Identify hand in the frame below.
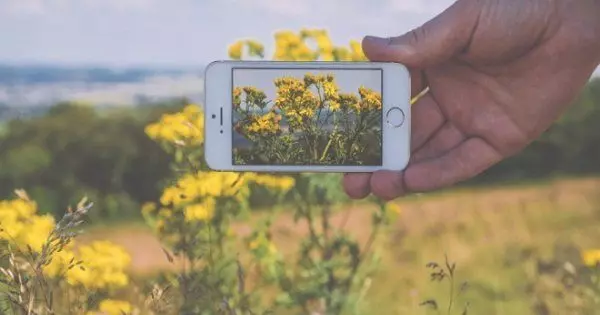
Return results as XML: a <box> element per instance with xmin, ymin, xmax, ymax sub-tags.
<box><xmin>344</xmin><ymin>0</ymin><xmax>600</xmax><ymax>200</ymax></box>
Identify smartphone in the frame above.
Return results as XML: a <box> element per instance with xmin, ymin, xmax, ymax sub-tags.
<box><xmin>204</xmin><ymin>60</ymin><xmax>411</xmax><ymax>173</ymax></box>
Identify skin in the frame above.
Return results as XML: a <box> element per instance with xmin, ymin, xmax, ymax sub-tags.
<box><xmin>343</xmin><ymin>0</ymin><xmax>600</xmax><ymax>201</ymax></box>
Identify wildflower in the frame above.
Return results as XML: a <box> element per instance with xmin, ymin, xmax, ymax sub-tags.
<box><xmin>89</xmin><ymin>299</ymin><xmax>133</xmax><ymax>315</ymax></box>
<box><xmin>228</xmin><ymin>41</ymin><xmax>243</xmax><ymax>60</ymax></box>
<box><xmin>385</xmin><ymin>203</ymin><xmax>402</xmax><ymax>216</ymax></box>
<box><xmin>246</xmin><ymin>40</ymin><xmax>264</xmax><ymax>58</ymax></box>
<box><xmin>66</xmin><ymin>241</ymin><xmax>131</xmax><ymax>290</ymax></box>
<box><xmin>582</xmin><ymin>249</ymin><xmax>600</xmax><ymax>267</ymax></box>
<box><xmin>19</xmin><ymin>215</ymin><xmax>55</xmax><ymax>252</ymax></box>
<box><xmin>247</xmin><ymin>111</ymin><xmax>281</xmax><ymax>135</ymax></box>
<box><xmin>349</xmin><ymin>40</ymin><xmax>367</xmax><ymax>61</ymax></box>
<box><xmin>144</xmin><ymin>105</ymin><xmax>204</xmax><ymax>145</ymax></box>
<box><xmin>184</xmin><ymin>197</ymin><xmax>216</xmax><ymax>222</ymax></box>
<box><xmin>233</xmin><ymin>87</ymin><xmax>242</xmax><ymax>108</ymax></box>
<box><xmin>141</xmin><ymin>202</ymin><xmax>156</xmax><ymax>218</ymax></box>
<box><xmin>333</xmin><ymin>47</ymin><xmax>351</xmax><ymax>61</ymax></box>
<box><xmin>43</xmin><ymin>247</ymin><xmax>77</xmax><ymax>278</ymax></box>
<box><xmin>0</xmin><ymin>196</ymin><xmax>55</xmax><ymax>252</ymax></box>
<box><xmin>358</xmin><ymin>86</ymin><xmax>382</xmax><ymax>111</ymax></box>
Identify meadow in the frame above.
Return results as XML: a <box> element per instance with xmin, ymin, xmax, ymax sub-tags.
<box><xmin>78</xmin><ymin>175</ymin><xmax>600</xmax><ymax>314</ymax></box>
<box><xmin>1</xmin><ymin>28</ymin><xmax>600</xmax><ymax>315</ymax></box>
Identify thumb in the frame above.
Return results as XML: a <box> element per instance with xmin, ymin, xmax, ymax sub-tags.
<box><xmin>362</xmin><ymin>1</ymin><xmax>479</xmax><ymax>68</ymax></box>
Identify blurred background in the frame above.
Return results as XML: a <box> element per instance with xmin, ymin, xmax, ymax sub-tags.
<box><xmin>1</xmin><ymin>1</ymin><xmax>600</xmax><ymax>314</ymax></box>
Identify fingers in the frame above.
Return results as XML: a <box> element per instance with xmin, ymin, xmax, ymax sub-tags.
<box><xmin>409</xmin><ymin>94</ymin><xmax>446</xmax><ymax>153</ymax></box>
<box><xmin>362</xmin><ymin>0</ymin><xmax>479</xmax><ymax>69</ymax></box>
<box><xmin>342</xmin><ymin>94</ymin><xmax>446</xmax><ymax>200</ymax></box>
<box><xmin>343</xmin><ymin>173</ymin><xmax>371</xmax><ymax>199</ymax></box>
<box><xmin>410</xmin><ymin>69</ymin><xmax>428</xmax><ymax>99</ymax></box>
<box><xmin>370</xmin><ymin>137</ymin><xmax>503</xmax><ymax>200</ymax></box>
<box><xmin>411</xmin><ymin>122</ymin><xmax>465</xmax><ymax>162</ymax></box>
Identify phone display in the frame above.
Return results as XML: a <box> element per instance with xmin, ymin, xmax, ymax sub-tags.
<box><xmin>232</xmin><ymin>68</ymin><xmax>383</xmax><ymax>166</ymax></box>
<box><xmin>204</xmin><ymin>61</ymin><xmax>410</xmax><ymax>173</ymax></box>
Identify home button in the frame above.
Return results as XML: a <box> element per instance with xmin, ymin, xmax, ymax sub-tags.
<box><xmin>386</xmin><ymin>107</ymin><xmax>405</xmax><ymax>128</ymax></box>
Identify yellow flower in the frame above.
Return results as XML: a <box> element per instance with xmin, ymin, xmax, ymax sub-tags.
<box><xmin>0</xmin><ymin>196</ymin><xmax>57</xmax><ymax>253</ymax></box>
<box><xmin>158</xmin><ymin>208</ymin><xmax>172</xmax><ymax>218</ymax></box>
<box><xmin>18</xmin><ymin>214</ymin><xmax>55</xmax><ymax>252</ymax></box>
<box><xmin>184</xmin><ymin>197</ymin><xmax>216</xmax><ymax>222</ymax></box>
<box><xmin>66</xmin><ymin>241</ymin><xmax>131</xmax><ymax>290</ymax></box>
<box><xmin>273</xmin><ymin>30</ymin><xmax>317</xmax><ymax>61</ymax></box>
<box><xmin>228</xmin><ymin>41</ymin><xmax>243</xmax><ymax>60</ymax></box>
<box><xmin>247</xmin><ymin>111</ymin><xmax>281</xmax><ymax>135</ymax></box>
<box><xmin>90</xmin><ymin>299</ymin><xmax>133</xmax><ymax>315</ymax></box>
<box><xmin>141</xmin><ymin>202</ymin><xmax>156</xmax><ymax>217</ymax></box>
<box><xmin>249</xmin><ymin>239</ymin><xmax>260</xmax><ymax>250</ymax></box>
<box><xmin>233</xmin><ymin>87</ymin><xmax>242</xmax><ymax>108</ymax></box>
<box><xmin>358</xmin><ymin>86</ymin><xmax>382</xmax><ymax>111</ymax></box>
<box><xmin>384</xmin><ymin>203</ymin><xmax>402</xmax><ymax>215</ymax></box>
<box><xmin>43</xmin><ymin>248</ymin><xmax>77</xmax><ymax>278</ymax></box>
<box><xmin>145</xmin><ymin>105</ymin><xmax>204</xmax><ymax>145</ymax></box>
<box><xmin>246</xmin><ymin>40</ymin><xmax>264</xmax><ymax>57</ymax></box>
<box><xmin>268</xmin><ymin>242</ymin><xmax>278</xmax><ymax>254</ymax></box>
<box><xmin>582</xmin><ymin>249</ymin><xmax>600</xmax><ymax>267</ymax></box>
<box><xmin>349</xmin><ymin>40</ymin><xmax>367</xmax><ymax>61</ymax></box>
<box><xmin>333</xmin><ymin>47</ymin><xmax>351</xmax><ymax>61</ymax></box>
<box><xmin>160</xmin><ymin>186</ymin><xmax>182</xmax><ymax>206</ymax></box>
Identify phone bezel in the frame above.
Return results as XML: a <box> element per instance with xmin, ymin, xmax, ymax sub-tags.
<box><xmin>204</xmin><ymin>60</ymin><xmax>411</xmax><ymax>172</ymax></box>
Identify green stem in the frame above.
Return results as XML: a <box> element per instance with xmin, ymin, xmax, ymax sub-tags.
<box><xmin>448</xmin><ymin>274</ymin><xmax>455</xmax><ymax>315</ymax></box>
<box><xmin>319</xmin><ymin>124</ymin><xmax>337</xmax><ymax>163</ymax></box>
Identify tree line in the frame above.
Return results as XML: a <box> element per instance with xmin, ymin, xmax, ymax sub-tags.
<box><xmin>0</xmin><ymin>78</ymin><xmax>599</xmax><ymax>221</ymax></box>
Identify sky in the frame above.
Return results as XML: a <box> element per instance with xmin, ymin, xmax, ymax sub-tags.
<box><xmin>0</xmin><ymin>0</ymin><xmax>454</xmax><ymax>67</ymax></box>
<box><xmin>233</xmin><ymin>68</ymin><xmax>382</xmax><ymax>107</ymax></box>
<box><xmin>0</xmin><ymin>0</ymin><xmax>597</xmax><ymax>76</ymax></box>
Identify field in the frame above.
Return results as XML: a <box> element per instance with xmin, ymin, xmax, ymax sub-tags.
<box><xmin>76</xmin><ymin>176</ymin><xmax>600</xmax><ymax>314</ymax></box>
<box><xmin>2</xmin><ymin>29</ymin><xmax>600</xmax><ymax>315</ymax></box>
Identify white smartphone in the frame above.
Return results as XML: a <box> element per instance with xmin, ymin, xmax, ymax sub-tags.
<box><xmin>204</xmin><ymin>60</ymin><xmax>411</xmax><ymax>173</ymax></box>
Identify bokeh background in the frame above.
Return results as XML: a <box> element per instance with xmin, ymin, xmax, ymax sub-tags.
<box><xmin>1</xmin><ymin>1</ymin><xmax>600</xmax><ymax>314</ymax></box>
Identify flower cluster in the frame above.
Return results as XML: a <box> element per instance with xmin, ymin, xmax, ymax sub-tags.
<box><xmin>228</xmin><ymin>28</ymin><xmax>366</xmax><ymax>62</ymax></box>
<box><xmin>0</xmin><ymin>197</ymin><xmax>54</xmax><ymax>252</ymax></box>
<box><xmin>145</xmin><ymin>104</ymin><xmax>204</xmax><ymax>145</ymax></box>
<box><xmin>87</xmin><ymin>299</ymin><xmax>133</xmax><ymax>315</ymax></box>
<box><xmin>160</xmin><ymin>172</ymin><xmax>294</xmax><ymax>212</ymax></box>
<box><xmin>246</xmin><ymin>111</ymin><xmax>282</xmax><ymax>135</ymax></box>
<box><xmin>358</xmin><ymin>86</ymin><xmax>383</xmax><ymax>112</ymax></box>
<box><xmin>274</xmin><ymin>30</ymin><xmax>317</xmax><ymax>61</ymax></box>
<box><xmin>228</xmin><ymin>39</ymin><xmax>265</xmax><ymax>60</ymax></box>
<box><xmin>273</xmin><ymin>76</ymin><xmax>319</xmax><ymax>128</ymax></box>
<box><xmin>582</xmin><ymin>249</ymin><xmax>600</xmax><ymax>267</ymax></box>
<box><xmin>65</xmin><ymin>241</ymin><xmax>131</xmax><ymax>290</ymax></box>
<box><xmin>0</xmin><ymin>194</ymin><xmax>131</xmax><ymax>292</ymax></box>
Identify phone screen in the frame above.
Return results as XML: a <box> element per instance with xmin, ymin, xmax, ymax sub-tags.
<box><xmin>232</xmin><ymin>67</ymin><xmax>383</xmax><ymax>166</ymax></box>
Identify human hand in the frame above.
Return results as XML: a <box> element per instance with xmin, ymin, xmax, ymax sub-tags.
<box><xmin>344</xmin><ymin>0</ymin><xmax>600</xmax><ymax>200</ymax></box>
